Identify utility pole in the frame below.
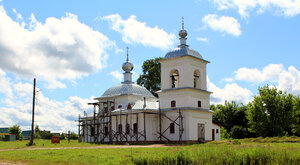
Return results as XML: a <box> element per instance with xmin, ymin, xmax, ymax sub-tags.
<box><xmin>29</xmin><ymin>78</ymin><xmax>36</xmax><ymax>146</ymax></box>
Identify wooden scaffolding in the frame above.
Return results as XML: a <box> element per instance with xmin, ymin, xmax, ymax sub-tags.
<box><xmin>78</xmin><ymin>100</ymin><xmax>157</xmax><ymax>144</ymax></box>
<box><xmin>158</xmin><ymin>108</ymin><xmax>184</xmax><ymax>143</ymax></box>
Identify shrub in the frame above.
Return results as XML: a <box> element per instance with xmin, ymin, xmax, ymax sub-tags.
<box><xmin>220</xmin><ymin>127</ymin><xmax>230</xmax><ymax>140</ymax></box>
<box><xmin>70</xmin><ymin>132</ymin><xmax>78</xmax><ymax>140</ymax></box>
<box><xmin>8</xmin><ymin>125</ymin><xmax>22</xmax><ymax>140</ymax></box>
<box><xmin>233</xmin><ymin>139</ymin><xmax>241</xmax><ymax>145</ymax></box>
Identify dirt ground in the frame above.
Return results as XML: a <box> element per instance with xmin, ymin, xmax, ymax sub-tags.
<box><xmin>0</xmin><ymin>144</ymin><xmax>169</xmax><ymax>152</ymax></box>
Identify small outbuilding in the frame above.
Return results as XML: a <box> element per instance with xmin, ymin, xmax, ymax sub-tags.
<box><xmin>0</xmin><ymin>133</ymin><xmax>16</xmax><ymax>141</ymax></box>
<box><xmin>22</xmin><ymin>130</ymin><xmax>32</xmax><ymax>140</ymax></box>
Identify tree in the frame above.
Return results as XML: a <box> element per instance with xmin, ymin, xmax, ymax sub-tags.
<box><xmin>292</xmin><ymin>96</ymin><xmax>300</xmax><ymax>136</ymax></box>
<box><xmin>70</xmin><ymin>132</ymin><xmax>78</xmax><ymax>139</ymax></box>
<box><xmin>8</xmin><ymin>125</ymin><xmax>22</xmax><ymax>140</ymax></box>
<box><xmin>137</xmin><ymin>57</ymin><xmax>162</xmax><ymax>97</ymax></box>
<box><xmin>40</xmin><ymin>131</ymin><xmax>52</xmax><ymax>139</ymax></box>
<box><xmin>212</xmin><ymin>101</ymin><xmax>248</xmax><ymax>132</ymax></box>
<box><xmin>212</xmin><ymin>101</ymin><xmax>253</xmax><ymax>139</ymax></box>
<box><xmin>247</xmin><ymin>85</ymin><xmax>294</xmax><ymax>137</ymax></box>
<box><xmin>34</xmin><ymin>125</ymin><xmax>41</xmax><ymax>138</ymax></box>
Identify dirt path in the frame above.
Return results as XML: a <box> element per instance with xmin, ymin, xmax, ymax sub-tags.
<box><xmin>0</xmin><ymin>144</ymin><xmax>169</xmax><ymax>152</ymax></box>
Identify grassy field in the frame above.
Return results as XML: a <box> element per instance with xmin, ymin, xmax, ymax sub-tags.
<box><xmin>0</xmin><ymin>139</ymin><xmax>106</xmax><ymax>150</ymax></box>
<box><xmin>0</xmin><ymin>138</ymin><xmax>299</xmax><ymax>164</ymax></box>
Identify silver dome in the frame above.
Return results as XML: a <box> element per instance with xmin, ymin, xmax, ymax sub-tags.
<box><xmin>179</xmin><ymin>29</ymin><xmax>187</xmax><ymax>38</ymax></box>
<box><xmin>122</xmin><ymin>61</ymin><xmax>134</xmax><ymax>72</ymax></box>
<box><xmin>100</xmin><ymin>83</ymin><xmax>154</xmax><ymax>98</ymax></box>
<box><xmin>164</xmin><ymin>46</ymin><xmax>203</xmax><ymax>60</ymax></box>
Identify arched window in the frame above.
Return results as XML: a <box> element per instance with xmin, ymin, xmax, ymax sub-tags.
<box><xmin>198</xmin><ymin>101</ymin><xmax>202</xmax><ymax>108</ymax></box>
<box><xmin>104</xmin><ymin>126</ymin><xmax>108</xmax><ymax>136</ymax></box>
<box><xmin>170</xmin><ymin>123</ymin><xmax>175</xmax><ymax>134</ymax></box>
<box><xmin>133</xmin><ymin>123</ymin><xmax>137</xmax><ymax>133</ymax></box>
<box><xmin>91</xmin><ymin>127</ymin><xmax>95</xmax><ymax>136</ymax></box>
<box><xmin>126</xmin><ymin>124</ymin><xmax>130</xmax><ymax>134</ymax></box>
<box><xmin>170</xmin><ymin>69</ymin><xmax>179</xmax><ymax>88</ymax></box>
<box><xmin>171</xmin><ymin>100</ymin><xmax>176</xmax><ymax>108</ymax></box>
<box><xmin>194</xmin><ymin>70</ymin><xmax>200</xmax><ymax>88</ymax></box>
<box><xmin>118</xmin><ymin>124</ymin><xmax>122</xmax><ymax>134</ymax></box>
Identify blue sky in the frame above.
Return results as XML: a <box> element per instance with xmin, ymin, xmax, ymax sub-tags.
<box><xmin>0</xmin><ymin>0</ymin><xmax>299</xmax><ymax>132</ymax></box>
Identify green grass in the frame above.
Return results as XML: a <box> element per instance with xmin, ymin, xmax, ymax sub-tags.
<box><xmin>0</xmin><ymin>138</ymin><xmax>300</xmax><ymax>164</ymax></box>
<box><xmin>132</xmin><ymin>143</ymin><xmax>300</xmax><ymax>165</ymax></box>
<box><xmin>0</xmin><ymin>148</ymin><xmax>135</xmax><ymax>165</ymax></box>
<box><xmin>0</xmin><ymin>139</ymin><xmax>106</xmax><ymax>150</ymax></box>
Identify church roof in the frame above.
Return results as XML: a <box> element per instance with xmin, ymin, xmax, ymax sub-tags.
<box><xmin>100</xmin><ymin>83</ymin><xmax>155</xmax><ymax>99</ymax></box>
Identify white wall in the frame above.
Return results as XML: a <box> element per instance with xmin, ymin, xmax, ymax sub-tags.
<box><xmin>186</xmin><ymin>110</ymin><xmax>213</xmax><ymax>141</ymax></box>
<box><xmin>160</xmin><ymin>56</ymin><xmax>208</xmax><ymax>90</ymax></box>
<box><xmin>212</xmin><ymin>124</ymin><xmax>221</xmax><ymax>141</ymax></box>
<box><xmin>158</xmin><ymin>89</ymin><xmax>210</xmax><ymax>109</ymax></box>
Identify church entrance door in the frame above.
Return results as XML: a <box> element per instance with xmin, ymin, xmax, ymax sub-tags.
<box><xmin>197</xmin><ymin>123</ymin><xmax>205</xmax><ymax>141</ymax></box>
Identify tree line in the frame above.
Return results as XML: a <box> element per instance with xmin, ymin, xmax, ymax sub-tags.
<box><xmin>5</xmin><ymin>125</ymin><xmax>78</xmax><ymax>140</ymax></box>
<box><xmin>212</xmin><ymin>85</ymin><xmax>300</xmax><ymax>139</ymax></box>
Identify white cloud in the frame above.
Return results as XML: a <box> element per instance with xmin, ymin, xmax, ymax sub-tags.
<box><xmin>0</xmin><ymin>6</ymin><xmax>118</xmax><ymax>89</ymax></box>
<box><xmin>0</xmin><ymin>72</ymin><xmax>93</xmax><ymax>132</ymax></box>
<box><xmin>110</xmin><ymin>70</ymin><xmax>123</xmax><ymax>81</ymax></box>
<box><xmin>222</xmin><ymin>78</ymin><xmax>234</xmax><ymax>83</ymax></box>
<box><xmin>0</xmin><ymin>69</ymin><xmax>13</xmax><ymax>99</ymax></box>
<box><xmin>234</xmin><ymin>64</ymin><xmax>300</xmax><ymax>96</ymax></box>
<box><xmin>103</xmin><ymin>14</ymin><xmax>176</xmax><ymax>50</ymax></box>
<box><xmin>235</xmin><ymin>64</ymin><xmax>284</xmax><ymax>82</ymax></box>
<box><xmin>208</xmin><ymin>78</ymin><xmax>253</xmax><ymax>104</ymax></box>
<box><xmin>211</xmin><ymin>0</ymin><xmax>300</xmax><ymax>17</ymax></box>
<box><xmin>197</xmin><ymin>37</ymin><xmax>209</xmax><ymax>42</ymax></box>
<box><xmin>278</xmin><ymin>66</ymin><xmax>300</xmax><ymax>96</ymax></box>
<box><xmin>202</xmin><ymin>14</ymin><xmax>241</xmax><ymax>37</ymax></box>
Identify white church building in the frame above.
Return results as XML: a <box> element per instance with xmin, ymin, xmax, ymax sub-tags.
<box><xmin>78</xmin><ymin>23</ymin><xmax>220</xmax><ymax>143</ymax></box>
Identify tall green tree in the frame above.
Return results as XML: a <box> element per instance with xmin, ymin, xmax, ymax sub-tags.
<box><xmin>292</xmin><ymin>96</ymin><xmax>300</xmax><ymax>136</ymax></box>
<box><xmin>212</xmin><ymin>101</ymin><xmax>251</xmax><ymax>139</ymax></box>
<box><xmin>137</xmin><ymin>57</ymin><xmax>162</xmax><ymax>97</ymax></box>
<box><xmin>247</xmin><ymin>85</ymin><xmax>294</xmax><ymax>137</ymax></box>
<box><xmin>8</xmin><ymin>125</ymin><xmax>22</xmax><ymax>140</ymax></box>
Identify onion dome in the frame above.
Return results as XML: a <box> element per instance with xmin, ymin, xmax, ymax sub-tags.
<box><xmin>122</xmin><ymin>47</ymin><xmax>134</xmax><ymax>72</ymax></box>
<box><xmin>164</xmin><ymin>18</ymin><xmax>203</xmax><ymax>60</ymax></box>
<box><xmin>99</xmin><ymin>47</ymin><xmax>154</xmax><ymax>99</ymax></box>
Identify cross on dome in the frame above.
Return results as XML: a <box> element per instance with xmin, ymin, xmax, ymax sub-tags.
<box><xmin>182</xmin><ymin>17</ymin><xmax>184</xmax><ymax>30</ymax></box>
<box><xmin>126</xmin><ymin>46</ymin><xmax>129</xmax><ymax>62</ymax></box>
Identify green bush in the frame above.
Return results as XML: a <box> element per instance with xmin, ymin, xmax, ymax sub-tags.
<box><xmin>70</xmin><ymin>132</ymin><xmax>78</xmax><ymax>140</ymax></box>
<box><xmin>220</xmin><ymin>127</ymin><xmax>230</xmax><ymax>140</ymax></box>
<box><xmin>8</xmin><ymin>125</ymin><xmax>22</xmax><ymax>140</ymax></box>
<box><xmin>232</xmin><ymin>139</ymin><xmax>241</xmax><ymax>144</ymax></box>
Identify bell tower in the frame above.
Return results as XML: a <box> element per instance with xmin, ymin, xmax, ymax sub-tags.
<box><xmin>157</xmin><ymin>19</ymin><xmax>215</xmax><ymax>142</ymax></box>
<box><xmin>158</xmin><ymin>20</ymin><xmax>211</xmax><ymax>110</ymax></box>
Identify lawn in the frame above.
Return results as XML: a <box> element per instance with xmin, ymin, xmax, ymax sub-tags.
<box><xmin>0</xmin><ymin>138</ymin><xmax>299</xmax><ymax>165</ymax></box>
<box><xmin>0</xmin><ymin>139</ymin><xmax>106</xmax><ymax>150</ymax></box>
